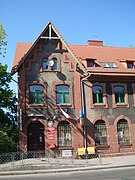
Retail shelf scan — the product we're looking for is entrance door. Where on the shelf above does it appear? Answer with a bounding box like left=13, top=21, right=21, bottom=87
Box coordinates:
left=27, top=121, right=45, bottom=151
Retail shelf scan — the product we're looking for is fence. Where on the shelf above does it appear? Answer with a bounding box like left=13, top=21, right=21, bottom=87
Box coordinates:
left=0, top=150, right=102, bottom=171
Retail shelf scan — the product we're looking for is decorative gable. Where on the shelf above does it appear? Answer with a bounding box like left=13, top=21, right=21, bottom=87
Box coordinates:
left=12, top=21, right=87, bottom=76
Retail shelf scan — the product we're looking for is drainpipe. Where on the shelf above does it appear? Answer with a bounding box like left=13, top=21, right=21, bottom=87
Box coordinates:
left=80, top=73, right=91, bottom=151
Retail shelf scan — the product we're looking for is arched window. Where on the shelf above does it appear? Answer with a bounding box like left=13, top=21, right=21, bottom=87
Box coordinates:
left=29, top=85, right=44, bottom=104
left=42, top=58, right=58, bottom=71
left=114, top=86, right=125, bottom=104
left=56, top=85, right=70, bottom=104
left=94, top=120, right=108, bottom=146
left=92, top=86, right=103, bottom=104
left=111, top=83, right=129, bottom=108
left=58, top=121, right=72, bottom=147
left=117, top=119, right=130, bottom=144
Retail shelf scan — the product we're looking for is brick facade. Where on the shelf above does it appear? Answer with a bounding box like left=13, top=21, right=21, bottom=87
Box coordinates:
left=12, top=21, right=135, bottom=157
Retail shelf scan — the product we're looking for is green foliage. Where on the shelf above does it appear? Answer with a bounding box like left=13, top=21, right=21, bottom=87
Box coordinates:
left=0, top=64, right=16, bottom=110
left=0, top=24, right=7, bottom=58
left=0, top=109, right=18, bottom=153
left=0, top=24, right=18, bottom=153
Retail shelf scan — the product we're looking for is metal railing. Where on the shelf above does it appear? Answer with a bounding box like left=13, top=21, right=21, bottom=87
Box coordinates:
left=0, top=150, right=102, bottom=171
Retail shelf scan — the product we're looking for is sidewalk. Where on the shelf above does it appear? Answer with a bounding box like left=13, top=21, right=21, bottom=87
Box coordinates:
left=0, top=155, right=135, bottom=176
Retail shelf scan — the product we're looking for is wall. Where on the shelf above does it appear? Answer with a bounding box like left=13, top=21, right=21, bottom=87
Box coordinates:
left=84, top=77, right=135, bottom=154
left=18, top=39, right=84, bottom=154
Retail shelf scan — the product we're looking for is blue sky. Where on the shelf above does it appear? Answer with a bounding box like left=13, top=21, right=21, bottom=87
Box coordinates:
left=1, top=0, right=135, bottom=92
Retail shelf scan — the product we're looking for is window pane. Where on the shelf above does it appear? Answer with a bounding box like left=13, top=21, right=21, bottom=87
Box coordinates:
left=42, top=59, right=48, bottom=70
left=115, top=93, right=119, bottom=103
left=98, top=93, right=103, bottom=103
left=101, top=62, right=110, bottom=68
left=87, top=60, right=94, bottom=67
left=101, top=62, right=117, bottom=68
left=29, top=91, right=35, bottom=104
left=58, top=121, right=72, bottom=147
left=56, top=93, right=62, bottom=104
left=114, top=86, right=124, bottom=93
left=38, top=92, right=44, bottom=104
left=29, top=85, right=44, bottom=104
left=127, top=62, right=133, bottom=69
left=56, top=85, right=69, bottom=92
left=119, top=93, right=125, bottom=103
left=108, top=62, right=117, bottom=68
left=93, top=93, right=97, bottom=104
left=51, top=58, right=57, bottom=70
left=94, top=120, right=108, bottom=146
left=64, top=93, right=70, bottom=104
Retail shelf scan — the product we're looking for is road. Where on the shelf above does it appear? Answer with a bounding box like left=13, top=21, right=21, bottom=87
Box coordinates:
left=0, top=167, right=135, bottom=180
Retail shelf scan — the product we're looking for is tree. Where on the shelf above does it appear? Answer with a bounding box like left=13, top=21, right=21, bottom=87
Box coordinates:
left=0, top=109, right=18, bottom=153
left=0, top=24, right=18, bottom=153
left=0, top=24, right=7, bottom=57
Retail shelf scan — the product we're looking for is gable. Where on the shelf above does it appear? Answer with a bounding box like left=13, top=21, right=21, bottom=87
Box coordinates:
left=11, top=21, right=87, bottom=76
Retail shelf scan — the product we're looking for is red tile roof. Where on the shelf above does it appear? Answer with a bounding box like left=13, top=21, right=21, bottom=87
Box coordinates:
left=13, top=42, right=32, bottom=69
left=12, top=42, right=135, bottom=75
left=69, top=44, right=135, bottom=61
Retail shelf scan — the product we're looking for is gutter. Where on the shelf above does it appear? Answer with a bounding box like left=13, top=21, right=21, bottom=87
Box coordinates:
left=80, top=73, right=91, bottom=150
left=88, top=70, right=135, bottom=75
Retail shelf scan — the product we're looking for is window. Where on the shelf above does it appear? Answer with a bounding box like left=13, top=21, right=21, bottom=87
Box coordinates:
left=29, top=85, right=44, bottom=104
left=92, top=86, right=103, bottom=104
left=56, top=85, right=70, bottom=104
left=87, top=60, right=94, bottom=67
left=90, top=83, right=108, bottom=109
left=101, top=62, right=118, bottom=68
left=58, top=121, right=72, bottom=147
left=127, top=61, right=134, bottom=69
left=94, top=120, right=108, bottom=146
left=117, top=119, right=130, bottom=144
left=112, top=83, right=129, bottom=108
left=114, top=86, right=125, bottom=104
left=42, top=58, right=58, bottom=71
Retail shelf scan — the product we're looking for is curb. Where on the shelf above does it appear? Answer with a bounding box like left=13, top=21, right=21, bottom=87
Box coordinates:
left=0, top=164, right=135, bottom=176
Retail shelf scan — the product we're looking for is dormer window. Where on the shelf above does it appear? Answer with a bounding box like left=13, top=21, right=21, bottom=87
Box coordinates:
left=127, top=61, right=134, bottom=69
left=101, top=62, right=118, bottom=68
left=87, top=59, right=94, bottom=67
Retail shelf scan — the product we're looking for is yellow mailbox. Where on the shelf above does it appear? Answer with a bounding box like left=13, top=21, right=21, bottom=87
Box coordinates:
left=87, top=147, right=95, bottom=154
left=77, top=147, right=86, bottom=156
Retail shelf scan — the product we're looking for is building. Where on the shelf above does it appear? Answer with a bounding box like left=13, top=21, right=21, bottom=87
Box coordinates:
left=12, top=21, right=135, bottom=157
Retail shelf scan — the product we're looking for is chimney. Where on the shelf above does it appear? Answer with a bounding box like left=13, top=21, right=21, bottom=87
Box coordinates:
left=87, top=40, right=103, bottom=46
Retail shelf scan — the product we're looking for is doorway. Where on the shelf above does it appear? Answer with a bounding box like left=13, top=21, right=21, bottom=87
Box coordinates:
left=27, top=121, right=45, bottom=151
